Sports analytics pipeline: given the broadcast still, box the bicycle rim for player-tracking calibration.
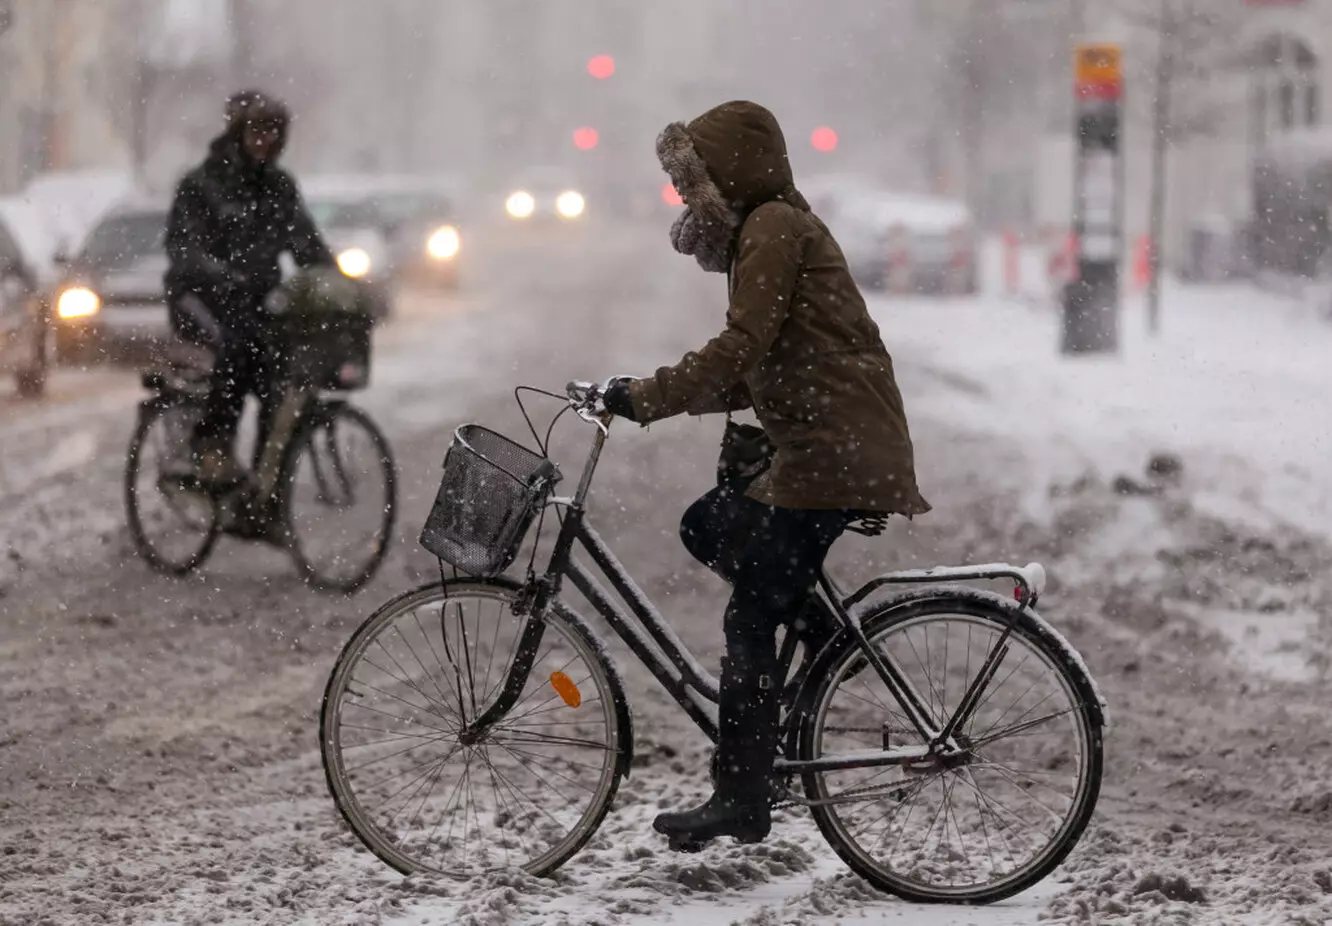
[124,403,218,574]
[321,582,624,877]
[803,598,1101,903]
[283,405,395,592]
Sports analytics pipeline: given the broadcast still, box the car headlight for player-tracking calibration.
[556,190,585,219]
[337,248,372,278]
[427,225,460,260]
[506,190,535,219]
[57,286,101,319]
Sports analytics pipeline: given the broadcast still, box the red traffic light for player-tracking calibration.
[573,126,600,151]
[811,127,838,153]
[661,183,683,207]
[587,55,616,79]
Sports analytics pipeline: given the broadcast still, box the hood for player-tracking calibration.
[204,125,285,182]
[656,101,808,273]
[659,101,808,213]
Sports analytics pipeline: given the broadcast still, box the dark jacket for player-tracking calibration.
[628,101,931,517]
[165,132,332,338]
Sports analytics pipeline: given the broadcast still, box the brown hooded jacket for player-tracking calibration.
[628,101,931,516]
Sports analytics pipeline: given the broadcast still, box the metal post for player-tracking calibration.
[1063,42,1123,354]
[1146,2,1174,335]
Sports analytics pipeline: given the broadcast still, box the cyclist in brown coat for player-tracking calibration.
[602,101,930,849]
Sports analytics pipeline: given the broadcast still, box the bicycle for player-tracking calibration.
[319,381,1107,904]
[124,275,398,593]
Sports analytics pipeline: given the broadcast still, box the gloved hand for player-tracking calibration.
[602,378,639,421]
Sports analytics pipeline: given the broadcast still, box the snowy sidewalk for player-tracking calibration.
[874,281,1332,541]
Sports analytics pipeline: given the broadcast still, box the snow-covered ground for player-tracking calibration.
[4,227,1332,925]
[881,280,1332,543]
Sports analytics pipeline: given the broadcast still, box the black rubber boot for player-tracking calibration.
[652,793,771,852]
[654,643,780,851]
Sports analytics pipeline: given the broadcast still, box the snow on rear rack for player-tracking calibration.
[842,561,1048,610]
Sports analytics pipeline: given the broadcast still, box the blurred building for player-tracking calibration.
[0,0,135,191]
[1028,0,1332,272]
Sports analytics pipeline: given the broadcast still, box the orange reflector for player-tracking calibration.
[550,671,581,708]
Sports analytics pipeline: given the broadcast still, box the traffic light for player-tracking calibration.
[587,55,615,79]
[573,126,599,151]
[811,127,838,153]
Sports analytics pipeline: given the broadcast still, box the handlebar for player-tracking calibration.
[565,376,634,430]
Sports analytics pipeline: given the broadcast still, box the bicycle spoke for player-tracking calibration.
[342,733,453,776]
[370,638,456,720]
[968,760,1069,826]
[342,697,457,738]
[411,610,462,714]
[348,674,458,730]
[970,704,1073,751]
[494,742,602,796]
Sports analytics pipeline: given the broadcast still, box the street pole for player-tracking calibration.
[1063,43,1124,354]
[962,0,984,220]
[1146,1,1174,336]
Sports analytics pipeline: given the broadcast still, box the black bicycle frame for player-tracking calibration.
[461,416,969,772]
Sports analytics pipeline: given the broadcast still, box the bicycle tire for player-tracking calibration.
[320,579,632,877]
[281,402,397,594]
[124,400,220,575]
[798,592,1103,904]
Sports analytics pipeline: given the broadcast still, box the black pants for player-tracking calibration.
[170,293,275,467]
[680,483,855,797]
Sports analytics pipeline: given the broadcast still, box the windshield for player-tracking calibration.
[309,199,381,230]
[78,212,166,267]
[309,193,451,231]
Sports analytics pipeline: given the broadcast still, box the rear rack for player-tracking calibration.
[842,562,1048,609]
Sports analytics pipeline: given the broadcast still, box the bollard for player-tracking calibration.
[1132,234,1153,291]
[886,225,912,294]
[1002,229,1021,296]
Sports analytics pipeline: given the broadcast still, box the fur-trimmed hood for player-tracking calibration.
[657,101,809,273]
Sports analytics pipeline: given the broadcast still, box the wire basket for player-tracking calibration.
[420,425,561,576]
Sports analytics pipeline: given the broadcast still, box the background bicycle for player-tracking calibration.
[124,268,398,593]
[321,381,1107,904]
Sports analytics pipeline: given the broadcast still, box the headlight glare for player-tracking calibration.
[337,248,372,278]
[427,225,460,259]
[556,190,585,219]
[506,191,536,219]
[57,287,101,319]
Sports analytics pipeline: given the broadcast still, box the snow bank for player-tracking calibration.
[873,281,1332,542]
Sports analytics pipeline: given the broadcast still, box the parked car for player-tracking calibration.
[0,210,46,396]
[807,178,978,295]
[49,199,172,364]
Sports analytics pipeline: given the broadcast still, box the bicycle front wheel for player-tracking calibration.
[800,594,1103,904]
[320,580,629,877]
[281,403,396,593]
[124,401,219,574]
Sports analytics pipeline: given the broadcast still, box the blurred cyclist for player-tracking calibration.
[164,88,334,487]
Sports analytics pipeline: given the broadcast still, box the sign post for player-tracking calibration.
[1063,43,1124,354]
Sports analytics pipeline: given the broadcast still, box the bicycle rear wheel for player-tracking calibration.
[320,580,629,877]
[124,401,219,574]
[800,594,1103,904]
[281,403,396,593]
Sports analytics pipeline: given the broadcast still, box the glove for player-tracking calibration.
[602,380,639,421]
